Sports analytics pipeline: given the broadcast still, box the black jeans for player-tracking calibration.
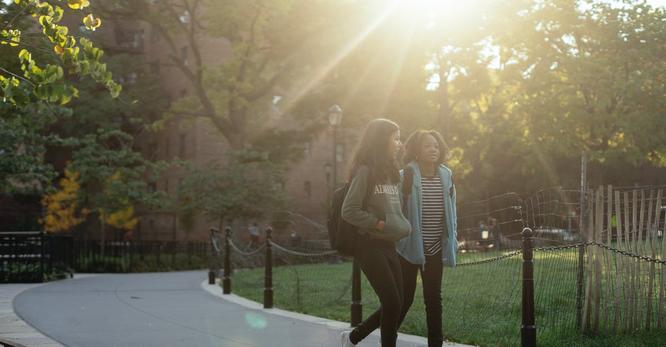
[350,237,404,347]
[398,252,443,347]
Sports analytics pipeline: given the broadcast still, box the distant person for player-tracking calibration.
[488,217,501,251]
[396,129,458,347]
[248,223,260,248]
[290,227,302,248]
[340,119,411,347]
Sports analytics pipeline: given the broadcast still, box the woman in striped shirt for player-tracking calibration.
[396,130,458,347]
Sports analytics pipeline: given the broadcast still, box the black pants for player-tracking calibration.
[398,252,443,347]
[350,237,404,347]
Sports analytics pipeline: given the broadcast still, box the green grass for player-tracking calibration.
[230,249,666,347]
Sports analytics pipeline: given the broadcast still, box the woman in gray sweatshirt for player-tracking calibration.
[340,119,411,347]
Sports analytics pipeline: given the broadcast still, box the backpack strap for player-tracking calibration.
[402,166,414,212]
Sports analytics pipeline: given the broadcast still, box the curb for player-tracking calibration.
[200,279,473,346]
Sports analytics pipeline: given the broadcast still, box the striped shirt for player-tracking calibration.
[421,175,445,256]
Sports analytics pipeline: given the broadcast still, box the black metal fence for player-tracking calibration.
[0,231,73,283]
[0,231,212,282]
[72,239,211,273]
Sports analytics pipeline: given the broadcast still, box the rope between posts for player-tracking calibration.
[533,242,586,252]
[229,240,266,256]
[457,250,523,267]
[531,241,666,264]
[589,242,666,265]
[269,240,339,257]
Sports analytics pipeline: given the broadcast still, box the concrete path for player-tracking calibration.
[9,271,472,347]
[0,282,64,347]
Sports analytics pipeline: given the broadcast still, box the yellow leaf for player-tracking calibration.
[83,13,101,31]
[67,0,90,10]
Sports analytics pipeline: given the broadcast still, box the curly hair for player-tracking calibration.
[401,129,449,166]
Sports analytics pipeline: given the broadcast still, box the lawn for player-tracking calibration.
[230,248,666,347]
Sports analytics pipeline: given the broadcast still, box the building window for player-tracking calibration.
[150,61,160,75]
[179,11,190,24]
[304,181,311,198]
[179,134,186,158]
[115,28,144,50]
[126,71,137,85]
[149,219,154,231]
[304,142,311,157]
[164,178,169,194]
[148,182,156,192]
[165,138,171,158]
[336,143,344,162]
[150,24,160,42]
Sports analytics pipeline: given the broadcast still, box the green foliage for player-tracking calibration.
[1,0,120,106]
[68,129,167,219]
[323,0,666,198]
[177,150,286,225]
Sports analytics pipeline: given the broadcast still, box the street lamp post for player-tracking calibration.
[328,104,342,190]
[324,162,332,215]
[328,104,360,325]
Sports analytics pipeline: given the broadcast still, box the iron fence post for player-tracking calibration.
[264,227,273,309]
[40,231,45,282]
[223,227,232,294]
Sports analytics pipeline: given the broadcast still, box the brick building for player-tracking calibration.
[93,17,354,243]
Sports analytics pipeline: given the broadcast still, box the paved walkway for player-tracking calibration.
[0,283,64,347]
[6,271,472,347]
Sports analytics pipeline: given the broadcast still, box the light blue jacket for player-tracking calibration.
[396,161,458,267]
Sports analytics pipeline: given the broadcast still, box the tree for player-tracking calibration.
[96,0,348,156]
[0,0,121,191]
[40,168,88,233]
[176,150,285,231]
[486,0,666,189]
[67,129,167,253]
[1,0,120,106]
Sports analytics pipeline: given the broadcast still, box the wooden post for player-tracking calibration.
[623,191,631,331]
[646,189,656,330]
[264,227,274,309]
[632,190,639,330]
[582,190,595,333]
[351,260,362,327]
[614,190,623,332]
[593,188,602,333]
[521,227,536,347]
[657,190,664,328]
[604,185,614,333]
[576,242,586,331]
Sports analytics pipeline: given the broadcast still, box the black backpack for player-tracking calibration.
[327,175,374,256]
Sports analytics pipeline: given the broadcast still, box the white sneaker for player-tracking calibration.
[340,330,356,347]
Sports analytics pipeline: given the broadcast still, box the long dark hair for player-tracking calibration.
[402,129,449,166]
[348,118,400,184]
